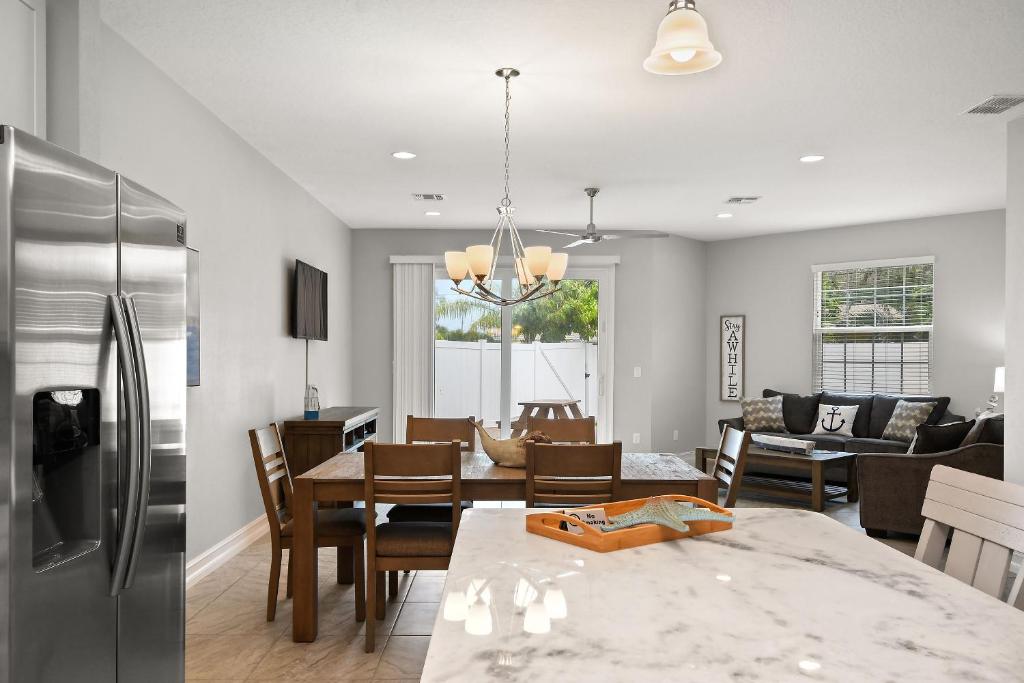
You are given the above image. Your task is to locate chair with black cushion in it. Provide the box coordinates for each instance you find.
[247,424,366,622]
[525,441,622,507]
[385,416,474,526]
[526,415,597,444]
[364,440,462,652]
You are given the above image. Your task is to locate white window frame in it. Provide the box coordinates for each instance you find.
[421,255,616,442]
[811,256,935,394]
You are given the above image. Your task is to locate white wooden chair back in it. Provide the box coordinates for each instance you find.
[713,426,751,508]
[915,465,1024,609]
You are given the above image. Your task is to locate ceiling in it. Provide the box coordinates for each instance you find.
[101,0,1024,241]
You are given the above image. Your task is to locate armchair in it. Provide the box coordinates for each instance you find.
[857,443,1004,537]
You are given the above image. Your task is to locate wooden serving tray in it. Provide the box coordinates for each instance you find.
[525,495,733,553]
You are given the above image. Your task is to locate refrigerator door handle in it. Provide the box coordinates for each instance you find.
[123,296,152,590]
[109,294,143,596]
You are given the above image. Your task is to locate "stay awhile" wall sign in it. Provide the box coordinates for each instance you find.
[720,315,745,402]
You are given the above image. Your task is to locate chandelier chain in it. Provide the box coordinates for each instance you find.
[501,74,512,208]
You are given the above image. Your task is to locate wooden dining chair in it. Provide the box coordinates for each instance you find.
[364,440,462,652]
[526,415,597,444]
[914,465,1024,609]
[248,424,367,622]
[406,415,477,451]
[525,441,622,507]
[386,416,475,528]
[712,425,751,508]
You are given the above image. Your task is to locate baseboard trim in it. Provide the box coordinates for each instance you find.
[186,515,269,588]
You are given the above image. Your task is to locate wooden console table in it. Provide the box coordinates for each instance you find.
[281,406,378,475]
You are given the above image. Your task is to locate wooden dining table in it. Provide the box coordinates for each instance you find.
[291,450,717,641]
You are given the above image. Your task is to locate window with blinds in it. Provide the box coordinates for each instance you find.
[812,258,933,394]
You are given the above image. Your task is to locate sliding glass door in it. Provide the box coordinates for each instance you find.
[433,266,613,441]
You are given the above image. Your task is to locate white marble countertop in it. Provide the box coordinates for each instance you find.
[422,507,1024,682]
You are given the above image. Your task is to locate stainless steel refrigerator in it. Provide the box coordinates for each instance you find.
[0,125,187,682]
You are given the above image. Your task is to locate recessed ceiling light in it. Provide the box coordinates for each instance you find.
[392,151,417,160]
[800,154,825,163]
[425,211,441,216]
[717,213,733,219]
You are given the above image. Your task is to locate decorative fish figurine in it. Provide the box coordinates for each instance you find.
[601,498,733,534]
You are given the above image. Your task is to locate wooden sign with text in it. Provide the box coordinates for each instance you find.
[720,315,745,402]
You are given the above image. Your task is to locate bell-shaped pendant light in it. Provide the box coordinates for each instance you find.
[643,0,722,76]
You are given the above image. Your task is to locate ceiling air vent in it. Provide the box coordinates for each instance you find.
[412,193,446,201]
[725,196,761,205]
[963,95,1024,116]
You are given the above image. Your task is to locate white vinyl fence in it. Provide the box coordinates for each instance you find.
[434,340,598,424]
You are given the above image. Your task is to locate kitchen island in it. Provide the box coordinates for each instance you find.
[422,507,1024,682]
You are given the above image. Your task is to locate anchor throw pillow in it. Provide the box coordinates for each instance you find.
[740,395,786,433]
[812,404,858,438]
[882,399,937,443]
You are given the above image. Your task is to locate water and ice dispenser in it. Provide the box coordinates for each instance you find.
[31,388,102,571]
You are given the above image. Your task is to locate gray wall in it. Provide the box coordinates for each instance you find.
[1007,117,1023,485]
[704,210,1006,445]
[350,230,708,452]
[96,25,353,560]
[46,0,101,159]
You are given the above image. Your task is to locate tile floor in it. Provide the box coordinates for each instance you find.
[185,476,919,681]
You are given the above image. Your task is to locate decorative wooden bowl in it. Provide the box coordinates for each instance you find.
[525,495,733,553]
[471,420,551,468]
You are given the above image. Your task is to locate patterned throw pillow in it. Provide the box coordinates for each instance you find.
[812,404,858,437]
[740,395,786,432]
[882,399,937,443]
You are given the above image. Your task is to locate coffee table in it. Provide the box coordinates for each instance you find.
[695,445,858,512]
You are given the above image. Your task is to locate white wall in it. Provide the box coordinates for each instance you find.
[652,236,708,451]
[0,0,45,136]
[46,0,101,158]
[1007,117,1024,485]
[704,210,1006,445]
[96,25,353,560]
[350,230,708,452]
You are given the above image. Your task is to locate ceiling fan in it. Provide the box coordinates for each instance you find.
[535,188,669,248]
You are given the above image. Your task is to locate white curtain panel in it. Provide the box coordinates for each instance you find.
[392,262,435,442]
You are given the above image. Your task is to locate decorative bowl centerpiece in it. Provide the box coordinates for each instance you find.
[471,421,551,468]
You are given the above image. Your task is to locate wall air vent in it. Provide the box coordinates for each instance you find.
[963,95,1024,115]
[412,193,446,201]
[725,196,761,205]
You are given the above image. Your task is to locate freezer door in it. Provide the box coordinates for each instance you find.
[0,126,119,681]
[116,176,187,682]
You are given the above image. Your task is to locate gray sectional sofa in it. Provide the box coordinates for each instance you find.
[718,389,964,483]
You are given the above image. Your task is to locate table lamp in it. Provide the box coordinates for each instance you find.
[988,366,1005,412]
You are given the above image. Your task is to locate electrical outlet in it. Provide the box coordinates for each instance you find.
[632,433,641,444]
[673,430,679,441]
[633,366,642,378]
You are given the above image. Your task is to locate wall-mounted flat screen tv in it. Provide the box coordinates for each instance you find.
[293,259,328,341]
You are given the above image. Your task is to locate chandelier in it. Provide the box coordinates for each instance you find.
[443,68,568,306]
